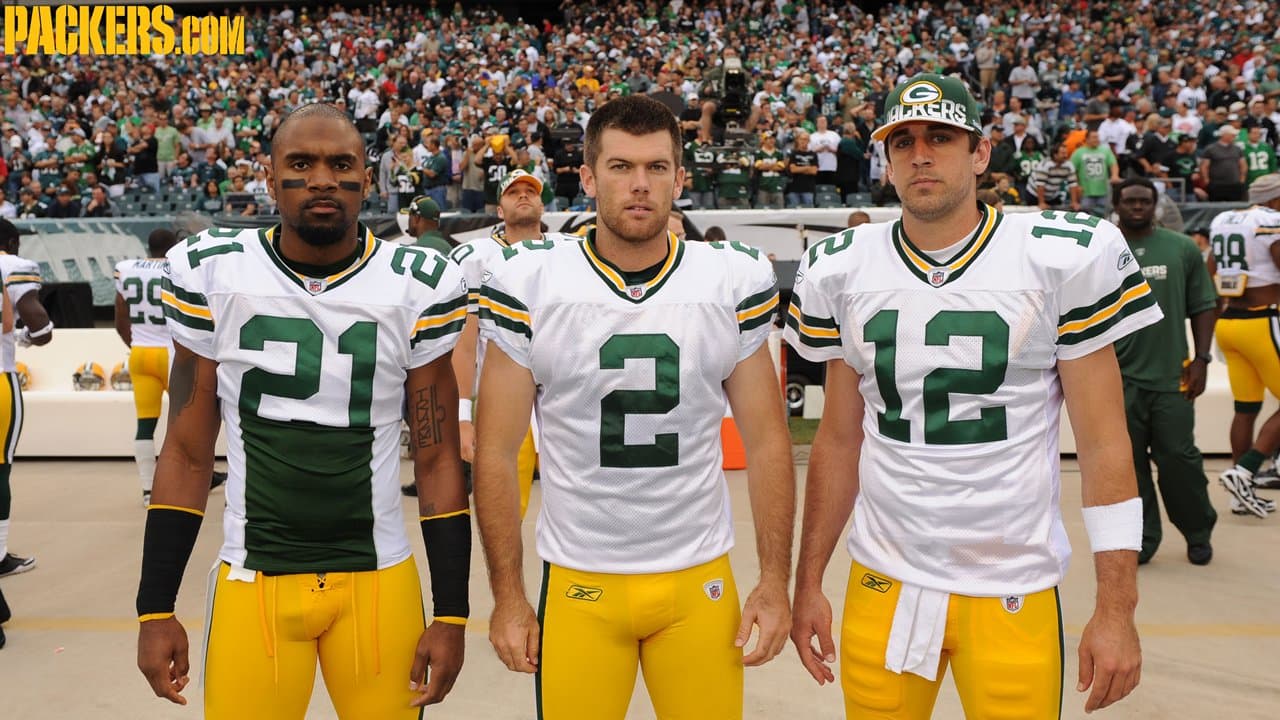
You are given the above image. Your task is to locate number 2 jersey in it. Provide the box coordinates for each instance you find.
[785,206,1163,596]
[479,231,778,574]
[162,225,467,574]
[114,258,172,348]
[1208,204,1280,288]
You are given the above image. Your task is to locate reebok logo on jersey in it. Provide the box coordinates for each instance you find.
[704,579,724,601]
[1003,595,1024,614]
[1117,249,1134,270]
[566,584,603,602]
[860,573,892,593]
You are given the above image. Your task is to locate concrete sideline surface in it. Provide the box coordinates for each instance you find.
[0,458,1277,719]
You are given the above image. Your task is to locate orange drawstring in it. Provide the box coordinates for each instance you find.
[351,573,360,679]
[254,571,279,686]
[372,570,381,676]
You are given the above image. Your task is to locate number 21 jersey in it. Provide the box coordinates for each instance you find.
[785,206,1163,596]
[162,225,466,574]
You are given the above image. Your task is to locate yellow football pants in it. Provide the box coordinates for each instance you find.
[128,345,170,419]
[537,554,743,719]
[0,371,23,464]
[203,557,426,719]
[517,426,537,518]
[1216,309,1280,411]
[840,560,1063,720]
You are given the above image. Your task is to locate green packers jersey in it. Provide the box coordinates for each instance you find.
[162,225,467,573]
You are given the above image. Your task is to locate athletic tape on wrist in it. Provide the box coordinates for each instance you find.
[137,506,204,618]
[27,321,54,339]
[458,398,474,423]
[420,510,472,620]
[1081,497,1143,553]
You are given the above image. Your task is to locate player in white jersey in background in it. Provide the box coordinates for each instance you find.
[474,95,795,718]
[785,74,1154,718]
[114,228,226,506]
[135,104,471,717]
[0,218,53,580]
[403,169,572,516]
[1209,174,1280,509]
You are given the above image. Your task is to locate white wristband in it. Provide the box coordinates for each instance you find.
[1081,497,1143,553]
[458,398,473,423]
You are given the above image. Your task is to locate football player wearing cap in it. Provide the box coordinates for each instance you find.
[475,95,794,719]
[1210,174,1280,504]
[436,169,572,515]
[786,73,1155,717]
[0,218,53,580]
[400,195,451,255]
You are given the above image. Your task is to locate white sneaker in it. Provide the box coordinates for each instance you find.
[1230,495,1276,515]
[1220,467,1271,518]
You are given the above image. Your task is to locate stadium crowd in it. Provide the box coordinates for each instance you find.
[0,0,1277,219]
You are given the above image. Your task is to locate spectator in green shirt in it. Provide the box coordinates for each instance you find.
[1069,129,1119,213]
[153,113,181,180]
[1242,125,1278,185]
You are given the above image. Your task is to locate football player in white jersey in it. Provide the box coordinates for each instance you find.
[474,95,795,718]
[1209,173,1280,507]
[785,74,1156,718]
[405,169,571,516]
[0,218,53,580]
[136,104,471,718]
[114,228,227,506]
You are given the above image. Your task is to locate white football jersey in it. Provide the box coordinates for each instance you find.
[1208,205,1280,288]
[162,225,467,574]
[479,232,778,574]
[449,227,574,392]
[785,206,1163,596]
[114,258,173,348]
[0,253,42,373]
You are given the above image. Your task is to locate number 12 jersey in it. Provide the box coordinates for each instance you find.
[785,206,1162,596]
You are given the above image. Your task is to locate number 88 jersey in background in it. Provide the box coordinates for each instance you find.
[784,205,1163,597]
[161,225,467,575]
[479,231,778,575]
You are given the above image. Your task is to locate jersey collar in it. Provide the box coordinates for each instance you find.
[259,223,379,295]
[580,228,684,303]
[892,203,1002,288]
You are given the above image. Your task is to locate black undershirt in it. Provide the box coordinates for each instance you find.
[273,234,363,277]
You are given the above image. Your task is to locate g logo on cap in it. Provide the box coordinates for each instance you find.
[901,81,943,105]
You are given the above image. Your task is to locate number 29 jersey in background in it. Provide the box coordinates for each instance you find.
[162,225,466,574]
[479,231,778,575]
[785,206,1163,596]
[114,258,172,348]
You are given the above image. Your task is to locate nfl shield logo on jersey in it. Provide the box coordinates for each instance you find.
[929,269,948,287]
[627,285,645,299]
[703,579,724,601]
[1003,595,1024,614]
[305,278,327,294]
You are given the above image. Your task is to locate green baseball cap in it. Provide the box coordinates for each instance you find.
[401,195,440,220]
[871,73,982,142]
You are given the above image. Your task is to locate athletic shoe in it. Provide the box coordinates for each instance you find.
[0,553,36,578]
[1220,467,1271,518]
[1252,465,1280,490]
[1229,495,1275,515]
[0,624,6,649]
[401,483,418,497]
[210,471,228,490]
[1187,542,1213,566]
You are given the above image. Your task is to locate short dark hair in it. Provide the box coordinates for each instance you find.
[1113,176,1158,204]
[584,95,681,169]
[271,102,363,166]
[148,228,179,257]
